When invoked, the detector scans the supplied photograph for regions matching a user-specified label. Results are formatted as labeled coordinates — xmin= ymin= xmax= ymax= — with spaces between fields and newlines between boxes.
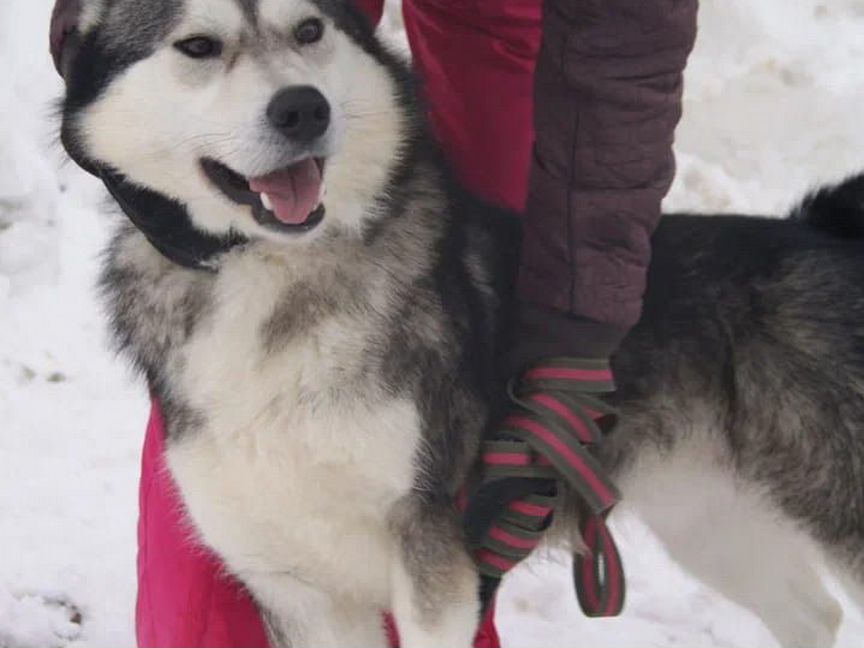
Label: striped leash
xmin=464 ymin=357 xmax=625 ymax=617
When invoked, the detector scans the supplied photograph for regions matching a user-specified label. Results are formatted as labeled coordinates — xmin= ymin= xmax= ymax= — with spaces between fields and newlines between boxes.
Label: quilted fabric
xmin=518 ymin=0 xmax=698 ymax=335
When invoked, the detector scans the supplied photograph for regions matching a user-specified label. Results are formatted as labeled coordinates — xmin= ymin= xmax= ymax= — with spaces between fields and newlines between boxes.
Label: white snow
xmin=1 ymin=1 xmax=863 ymax=646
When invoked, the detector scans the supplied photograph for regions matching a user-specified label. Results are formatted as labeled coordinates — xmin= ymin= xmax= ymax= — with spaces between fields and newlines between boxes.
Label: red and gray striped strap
xmin=471 ymin=357 xmax=625 ymax=617
xmin=575 ymin=512 xmax=625 ymax=617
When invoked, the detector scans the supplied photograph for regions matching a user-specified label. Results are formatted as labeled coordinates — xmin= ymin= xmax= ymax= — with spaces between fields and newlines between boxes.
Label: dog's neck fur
xmin=100 ymin=145 xmax=456 ymax=385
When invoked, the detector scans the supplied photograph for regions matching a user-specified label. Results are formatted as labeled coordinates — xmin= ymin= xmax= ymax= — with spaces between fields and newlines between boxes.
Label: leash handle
xmin=575 ymin=513 xmax=626 ymax=617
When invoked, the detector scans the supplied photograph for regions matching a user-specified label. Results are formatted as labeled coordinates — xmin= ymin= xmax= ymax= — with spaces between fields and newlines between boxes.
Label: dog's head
xmin=55 ymin=0 xmax=412 ymax=245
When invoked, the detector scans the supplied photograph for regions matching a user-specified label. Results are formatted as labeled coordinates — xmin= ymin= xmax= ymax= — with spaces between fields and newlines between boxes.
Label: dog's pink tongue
xmin=249 ymin=159 xmax=321 ymax=225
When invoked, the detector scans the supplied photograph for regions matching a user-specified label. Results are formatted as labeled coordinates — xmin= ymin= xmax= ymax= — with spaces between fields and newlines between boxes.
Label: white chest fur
xmin=163 ymin=250 xmax=421 ymax=605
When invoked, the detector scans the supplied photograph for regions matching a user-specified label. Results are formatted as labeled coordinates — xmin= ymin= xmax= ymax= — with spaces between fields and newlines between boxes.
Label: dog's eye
xmin=174 ymin=36 xmax=223 ymax=59
xmin=294 ymin=18 xmax=324 ymax=45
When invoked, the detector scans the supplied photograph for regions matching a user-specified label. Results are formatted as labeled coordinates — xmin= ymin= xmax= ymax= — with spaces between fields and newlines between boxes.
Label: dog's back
xmin=592 ymin=174 xmax=864 ymax=648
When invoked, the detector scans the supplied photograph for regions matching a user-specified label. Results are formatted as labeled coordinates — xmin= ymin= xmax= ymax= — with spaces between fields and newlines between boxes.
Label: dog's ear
xmin=50 ymin=0 xmax=83 ymax=78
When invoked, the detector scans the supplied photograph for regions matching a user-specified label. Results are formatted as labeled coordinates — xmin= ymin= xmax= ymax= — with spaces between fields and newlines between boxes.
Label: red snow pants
xmin=136 ymin=2 xmax=541 ymax=646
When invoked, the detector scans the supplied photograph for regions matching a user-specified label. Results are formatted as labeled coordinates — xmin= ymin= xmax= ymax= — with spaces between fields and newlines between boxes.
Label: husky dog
xmin=57 ymin=1 xmax=864 ymax=646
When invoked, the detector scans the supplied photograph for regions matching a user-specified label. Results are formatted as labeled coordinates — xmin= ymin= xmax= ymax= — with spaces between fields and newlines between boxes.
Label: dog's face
xmin=59 ymin=0 xmax=410 ymax=243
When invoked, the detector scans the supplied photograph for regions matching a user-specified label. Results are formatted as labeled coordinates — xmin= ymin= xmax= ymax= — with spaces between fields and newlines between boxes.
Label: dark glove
xmin=505 ymin=302 xmax=627 ymax=377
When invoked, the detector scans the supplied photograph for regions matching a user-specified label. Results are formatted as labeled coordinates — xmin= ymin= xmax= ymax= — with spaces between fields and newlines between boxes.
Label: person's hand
xmin=505 ymin=302 xmax=626 ymax=377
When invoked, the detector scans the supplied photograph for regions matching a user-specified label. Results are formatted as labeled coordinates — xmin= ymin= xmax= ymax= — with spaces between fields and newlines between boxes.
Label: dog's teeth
xmin=260 ymin=193 xmax=273 ymax=212
xmin=319 ymin=182 xmax=327 ymax=201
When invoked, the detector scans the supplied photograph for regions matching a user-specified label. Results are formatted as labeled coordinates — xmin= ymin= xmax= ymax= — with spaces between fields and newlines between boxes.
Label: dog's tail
xmin=792 ymin=172 xmax=864 ymax=239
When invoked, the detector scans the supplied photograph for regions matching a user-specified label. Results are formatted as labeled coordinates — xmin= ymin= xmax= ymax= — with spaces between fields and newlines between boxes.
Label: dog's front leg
xmin=389 ymin=495 xmax=480 ymax=648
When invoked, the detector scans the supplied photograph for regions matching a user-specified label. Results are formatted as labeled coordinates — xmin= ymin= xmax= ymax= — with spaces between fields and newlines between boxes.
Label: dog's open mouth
xmin=201 ymin=157 xmax=326 ymax=233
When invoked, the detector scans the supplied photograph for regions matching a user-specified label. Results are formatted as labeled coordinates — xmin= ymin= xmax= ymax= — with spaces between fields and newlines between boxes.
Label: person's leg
xmin=402 ymin=0 xmax=542 ymax=212
xmin=136 ymin=402 xmax=269 ymax=648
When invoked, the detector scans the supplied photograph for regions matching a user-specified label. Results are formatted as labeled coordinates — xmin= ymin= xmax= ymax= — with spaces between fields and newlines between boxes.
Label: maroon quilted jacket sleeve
xmin=515 ymin=0 xmax=698 ymax=360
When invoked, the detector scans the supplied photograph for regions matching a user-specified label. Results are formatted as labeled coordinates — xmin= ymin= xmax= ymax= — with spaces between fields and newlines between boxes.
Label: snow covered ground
xmin=2 ymin=0 xmax=864 ymax=646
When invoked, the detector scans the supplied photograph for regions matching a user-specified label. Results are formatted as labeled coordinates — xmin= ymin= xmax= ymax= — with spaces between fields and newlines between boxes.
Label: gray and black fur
xmin=59 ymin=1 xmax=864 ymax=646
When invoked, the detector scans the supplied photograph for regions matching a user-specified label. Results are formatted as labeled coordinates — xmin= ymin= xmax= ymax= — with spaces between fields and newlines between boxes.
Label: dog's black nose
xmin=267 ymin=86 xmax=330 ymax=144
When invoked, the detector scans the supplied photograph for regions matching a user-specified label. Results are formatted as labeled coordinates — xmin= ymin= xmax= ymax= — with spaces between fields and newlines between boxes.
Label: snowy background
xmin=2 ymin=0 xmax=864 ymax=646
